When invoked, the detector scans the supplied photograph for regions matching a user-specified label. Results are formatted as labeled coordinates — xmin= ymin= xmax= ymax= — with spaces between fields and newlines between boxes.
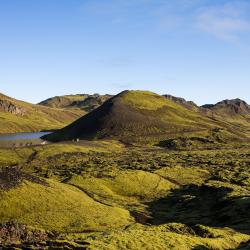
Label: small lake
xmin=0 ymin=132 xmax=52 ymax=141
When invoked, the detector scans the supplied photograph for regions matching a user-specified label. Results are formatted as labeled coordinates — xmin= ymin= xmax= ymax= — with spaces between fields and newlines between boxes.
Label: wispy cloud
xmin=81 ymin=0 xmax=250 ymax=42
xmin=196 ymin=1 xmax=250 ymax=41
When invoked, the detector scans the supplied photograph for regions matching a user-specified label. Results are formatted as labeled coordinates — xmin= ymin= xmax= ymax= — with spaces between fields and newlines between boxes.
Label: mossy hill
xmin=0 ymin=93 xmax=82 ymax=133
xmin=44 ymin=90 xmax=250 ymax=145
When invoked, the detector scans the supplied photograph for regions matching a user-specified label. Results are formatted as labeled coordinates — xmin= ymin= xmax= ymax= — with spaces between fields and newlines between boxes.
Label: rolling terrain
xmin=1 ymin=90 xmax=250 ymax=249
xmin=0 ymin=93 xmax=82 ymax=133
xmin=0 ymin=142 xmax=250 ymax=249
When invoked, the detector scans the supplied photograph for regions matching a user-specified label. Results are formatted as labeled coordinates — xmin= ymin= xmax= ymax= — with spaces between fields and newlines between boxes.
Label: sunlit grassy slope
xmin=0 ymin=140 xmax=124 ymax=166
xmin=69 ymin=170 xmax=176 ymax=210
xmin=0 ymin=93 xmax=82 ymax=133
xmin=0 ymin=179 xmax=132 ymax=232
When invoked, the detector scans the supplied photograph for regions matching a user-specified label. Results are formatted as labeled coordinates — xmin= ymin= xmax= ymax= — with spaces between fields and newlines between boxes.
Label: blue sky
xmin=0 ymin=0 xmax=250 ymax=105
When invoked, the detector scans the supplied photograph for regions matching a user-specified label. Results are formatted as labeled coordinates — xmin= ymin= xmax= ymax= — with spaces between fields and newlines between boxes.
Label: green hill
xmin=0 ymin=178 xmax=131 ymax=233
xmin=0 ymin=93 xmax=82 ymax=133
xmin=43 ymin=90 xmax=250 ymax=145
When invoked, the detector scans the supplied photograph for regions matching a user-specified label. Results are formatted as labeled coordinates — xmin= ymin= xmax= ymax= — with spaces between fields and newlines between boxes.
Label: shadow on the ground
xmin=145 ymin=184 xmax=250 ymax=235
xmin=235 ymin=240 xmax=250 ymax=249
xmin=192 ymin=246 xmax=210 ymax=250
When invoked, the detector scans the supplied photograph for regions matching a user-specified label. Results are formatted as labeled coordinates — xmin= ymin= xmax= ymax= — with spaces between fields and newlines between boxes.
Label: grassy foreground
xmin=0 ymin=140 xmax=250 ymax=249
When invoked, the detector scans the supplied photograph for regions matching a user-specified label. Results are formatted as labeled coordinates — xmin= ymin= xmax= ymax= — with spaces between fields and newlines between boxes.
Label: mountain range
xmin=1 ymin=90 xmax=250 ymax=147
xmin=41 ymin=91 xmax=250 ymax=146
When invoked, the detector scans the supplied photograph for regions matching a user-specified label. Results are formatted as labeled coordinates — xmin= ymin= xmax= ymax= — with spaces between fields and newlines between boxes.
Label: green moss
xmin=69 ymin=170 xmax=176 ymax=208
xmin=0 ymin=147 xmax=34 ymax=166
xmin=0 ymin=140 xmax=124 ymax=166
xmin=86 ymin=223 xmax=250 ymax=250
xmin=119 ymin=90 xmax=178 ymax=111
xmin=1 ymin=140 xmax=250 ymax=248
xmin=0 ymin=179 xmax=133 ymax=232
xmin=155 ymin=166 xmax=211 ymax=186
xmin=33 ymin=140 xmax=124 ymax=160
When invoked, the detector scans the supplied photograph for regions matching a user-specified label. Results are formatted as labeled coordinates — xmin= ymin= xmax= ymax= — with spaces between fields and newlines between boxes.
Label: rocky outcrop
xmin=0 ymin=99 xmax=26 ymax=115
xmin=163 ymin=94 xmax=198 ymax=110
xmin=0 ymin=167 xmax=48 ymax=190
xmin=0 ymin=222 xmax=48 ymax=246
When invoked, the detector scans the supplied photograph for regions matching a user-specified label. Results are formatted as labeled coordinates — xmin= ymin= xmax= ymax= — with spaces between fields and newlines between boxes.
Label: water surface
xmin=0 ymin=132 xmax=52 ymax=141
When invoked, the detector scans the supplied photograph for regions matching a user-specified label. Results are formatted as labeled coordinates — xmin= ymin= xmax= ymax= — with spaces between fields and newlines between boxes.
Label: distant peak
xmin=203 ymin=98 xmax=249 ymax=107
xmin=39 ymin=93 xmax=112 ymax=112
xmin=202 ymin=98 xmax=250 ymax=115
xmin=217 ymin=98 xmax=248 ymax=106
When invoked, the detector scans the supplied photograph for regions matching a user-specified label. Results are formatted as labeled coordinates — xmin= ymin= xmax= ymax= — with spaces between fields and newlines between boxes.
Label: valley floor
xmin=0 ymin=140 xmax=250 ymax=249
